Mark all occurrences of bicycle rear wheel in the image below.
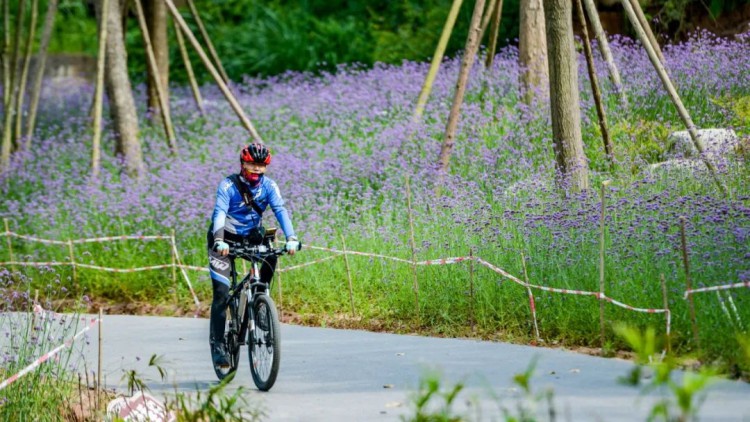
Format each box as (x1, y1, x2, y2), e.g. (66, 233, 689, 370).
(213, 302, 241, 381)
(248, 294, 281, 391)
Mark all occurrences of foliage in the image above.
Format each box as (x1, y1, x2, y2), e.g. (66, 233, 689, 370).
(1, 31, 750, 374)
(615, 324, 717, 422)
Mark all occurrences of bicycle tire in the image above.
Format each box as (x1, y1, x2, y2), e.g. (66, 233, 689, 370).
(213, 302, 241, 381)
(248, 294, 281, 391)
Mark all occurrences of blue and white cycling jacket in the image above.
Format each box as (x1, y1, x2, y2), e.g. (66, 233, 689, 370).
(211, 174, 296, 241)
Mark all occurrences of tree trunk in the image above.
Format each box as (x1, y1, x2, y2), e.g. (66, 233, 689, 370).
(15, 0, 39, 144)
(1, 0, 25, 170)
(98, 0, 143, 177)
(24, 0, 56, 146)
(2, 0, 10, 108)
(437, 0, 486, 174)
(0, 0, 11, 108)
(519, 0, 548, 105)
(144, 0, 168, 116)
(544, 0, 589, 192)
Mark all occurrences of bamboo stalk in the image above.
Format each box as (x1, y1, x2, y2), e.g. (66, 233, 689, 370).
(484, 0, 503, 68)
(581, 0, 628, 109)
(437, 0, 486, 174)
(412, 0, 464, 124)
(185, 0, 229, 84)
(92, 0, 109, 178)
(598, 180, 611, 350)
(575, 0, 613, 165)
(627, 0, 664, 64)
(620, 0, 728, 198)
(405, 176, 420, 323)
(15, 0, 38, 144)
(341, 235, 356, 317)
(164, 0, 262, 141)
(24, 0, 57, 146)
(134, 0, 177, 154)
(660, 274, 670, 354)
(172, 16, 204, 115)
(679, 216, 700, 349)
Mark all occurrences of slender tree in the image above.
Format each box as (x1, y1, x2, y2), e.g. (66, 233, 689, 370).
(575, 0, 612, 164)
(186, 0, 229, 84)
(519, 0, 548, 104)
(144, 0, 168, 117)
(92, 0, 109, 178)
(97, 0, 144, 177)
(1, 0, 25, 170)
(437, 0, 486, 174)
(134, 0, 176, 152)
(24, 0, 57, 146)
(412, 0, 464, 124)
(581, 0, 628, 109)
(173, 17, 203, 115)
(15, 0, 38, 144)
(484, 0, 503, 68)
(2, 0, 10, 108)
(544, 0, 589, 192)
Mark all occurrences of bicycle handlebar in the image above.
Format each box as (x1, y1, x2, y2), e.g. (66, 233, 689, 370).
(229, 242, 302, 261)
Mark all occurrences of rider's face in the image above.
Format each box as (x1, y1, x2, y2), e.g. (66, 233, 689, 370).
(242, 162, 267, 175)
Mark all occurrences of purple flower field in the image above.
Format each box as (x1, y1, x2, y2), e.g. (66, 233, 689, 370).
(1, 31, 749, 362)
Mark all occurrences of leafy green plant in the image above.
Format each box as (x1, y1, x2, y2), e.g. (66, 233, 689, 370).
(615, 324, 717, 422)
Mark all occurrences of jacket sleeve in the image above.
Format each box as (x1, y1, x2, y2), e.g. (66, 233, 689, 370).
(266, 180, 296, 239)
(211, 178, 232, 241)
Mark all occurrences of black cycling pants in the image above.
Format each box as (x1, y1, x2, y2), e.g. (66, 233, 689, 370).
(207, 229, 277, 344)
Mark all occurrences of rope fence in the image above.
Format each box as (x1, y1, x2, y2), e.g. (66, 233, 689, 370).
(2, 220, 748, 354)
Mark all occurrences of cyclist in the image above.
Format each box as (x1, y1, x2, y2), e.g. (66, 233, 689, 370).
(208, 142, 299, 368)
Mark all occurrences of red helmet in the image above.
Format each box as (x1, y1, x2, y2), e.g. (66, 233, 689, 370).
(240, 143, 271, 165)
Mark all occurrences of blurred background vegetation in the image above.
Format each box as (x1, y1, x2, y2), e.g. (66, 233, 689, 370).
(46, 0, 749, 82)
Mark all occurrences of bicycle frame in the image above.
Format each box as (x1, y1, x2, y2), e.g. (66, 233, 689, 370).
(225, 253, 268, 347)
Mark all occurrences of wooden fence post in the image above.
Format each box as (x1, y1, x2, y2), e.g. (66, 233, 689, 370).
(599, 181, 611, 350)
(521, 252, 540, 343)
(341, 235, 356, 317)
(469, 247, 475, 329)
(171, 230, 178, 306)
(67, 239, 78, 289)
(3, 219, 15, 271)
(679, 216, 700, 350)
(405, 176, 420, 323)
(660, 274, 671, 354)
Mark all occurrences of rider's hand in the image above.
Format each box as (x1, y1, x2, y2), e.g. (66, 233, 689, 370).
(213, 240, 229, 256)
(285, 237, 299, 256)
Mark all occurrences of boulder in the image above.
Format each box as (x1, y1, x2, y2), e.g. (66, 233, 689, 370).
(667, 128, 738, 160)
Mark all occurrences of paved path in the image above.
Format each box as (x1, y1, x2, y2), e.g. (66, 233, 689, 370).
(80, 315, 750, 421)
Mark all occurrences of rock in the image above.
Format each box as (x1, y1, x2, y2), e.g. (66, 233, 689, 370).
(647, 158, 708, 178)
(667, 128, 739, 160)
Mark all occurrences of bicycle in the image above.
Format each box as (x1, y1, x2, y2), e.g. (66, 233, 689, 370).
(212, 227, 300, 391)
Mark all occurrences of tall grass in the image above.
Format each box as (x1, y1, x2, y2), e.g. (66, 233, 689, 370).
(1, 31, 749, 373)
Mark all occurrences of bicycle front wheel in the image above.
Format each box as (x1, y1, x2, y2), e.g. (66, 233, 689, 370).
(247, 294, 281, 391)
